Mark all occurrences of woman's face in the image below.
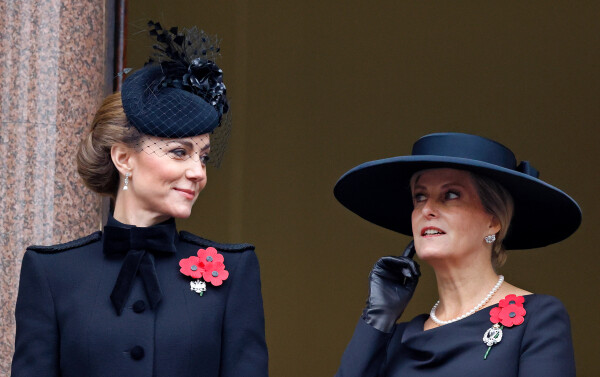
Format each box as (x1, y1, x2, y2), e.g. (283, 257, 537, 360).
(123, 133, 210, 222)
(410, 168, 499, 264)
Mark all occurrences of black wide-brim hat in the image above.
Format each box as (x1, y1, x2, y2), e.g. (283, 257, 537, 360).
(334, 133, 581, 250)
(121, 65, 220, 138)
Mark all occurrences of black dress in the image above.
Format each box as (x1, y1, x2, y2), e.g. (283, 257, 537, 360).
(12, 215, 268, 377)
(336, 294, 575, 377)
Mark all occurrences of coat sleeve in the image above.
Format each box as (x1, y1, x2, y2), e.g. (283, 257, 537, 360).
(335, 318, 393, 377)
(11, 250, 61, 376)
(219, 249, 269, 377)
(518, 296, 576, 377)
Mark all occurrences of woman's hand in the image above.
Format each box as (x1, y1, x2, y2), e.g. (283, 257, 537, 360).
(362, 241, 421, 333)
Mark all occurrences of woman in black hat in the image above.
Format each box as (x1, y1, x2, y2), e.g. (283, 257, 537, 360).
(12, 23, 268, 377)
(334, 133, 580, 377)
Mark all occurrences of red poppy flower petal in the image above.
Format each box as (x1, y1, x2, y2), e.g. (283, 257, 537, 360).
(180, 257, 194, 268)
(512, 315, 525, 326)
(196, 248, 211, 258)
(489, 307, 502, 323)
(504, 304, 525, 318)
(185, 256, 201, 265)
(500, 294, 515, 307)
(191, 269, 205, 279)
(197, 248, 225, 265)
(219, 269, 229, 281)
(501, 294, 526, 308)
(179, 267, 192, 277)
(179, 256, 205, 279)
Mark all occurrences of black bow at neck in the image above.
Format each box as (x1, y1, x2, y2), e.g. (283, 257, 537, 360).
(103, 215, 178, 315)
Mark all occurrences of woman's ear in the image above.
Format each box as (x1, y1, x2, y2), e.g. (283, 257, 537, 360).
(489, 215, 502, 235)
(111, 143, 134, 176)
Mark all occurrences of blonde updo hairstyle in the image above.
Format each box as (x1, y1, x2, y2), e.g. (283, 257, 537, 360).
(409, 170, 514, 270)
(77, 93, 142, 198)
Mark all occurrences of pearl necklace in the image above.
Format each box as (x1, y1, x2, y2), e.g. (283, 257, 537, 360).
(430, 275, 504, 326)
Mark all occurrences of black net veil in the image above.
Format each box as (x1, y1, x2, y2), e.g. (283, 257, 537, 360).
(122, 21, 232, 167)
(129, 113, 232, 168)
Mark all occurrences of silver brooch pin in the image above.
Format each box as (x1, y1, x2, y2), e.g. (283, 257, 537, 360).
(190, 280, 207, 296)
(483, 323, 503, 359)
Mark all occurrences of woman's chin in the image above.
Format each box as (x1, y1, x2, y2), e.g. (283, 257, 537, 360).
(171, 211, 192, 219)
(165, 206, 193, 219)
(415, 248, 451, 263)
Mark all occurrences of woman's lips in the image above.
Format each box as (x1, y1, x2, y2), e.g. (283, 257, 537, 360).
(174, 188, 196, 200)
(421, 226, 446, 237)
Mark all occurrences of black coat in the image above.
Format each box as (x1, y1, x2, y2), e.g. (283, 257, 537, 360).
(335, 294, 575, 377)
(12, 216, 268, 377)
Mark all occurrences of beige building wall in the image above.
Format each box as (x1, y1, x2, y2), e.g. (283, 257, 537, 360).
(0, 0, 112, 374)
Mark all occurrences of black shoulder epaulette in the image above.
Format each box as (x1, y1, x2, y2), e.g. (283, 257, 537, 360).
(27, 231, 102, 254)
(179, 231, 255, 252)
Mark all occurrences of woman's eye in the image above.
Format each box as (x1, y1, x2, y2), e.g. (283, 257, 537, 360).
(445, 190, 460, 200)
(200, 155, 211, 164)
(413, 193, 426, 202)
(170, 148, 187, 158)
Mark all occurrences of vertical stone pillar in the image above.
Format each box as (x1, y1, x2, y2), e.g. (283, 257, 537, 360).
(0, 0, 110, 372)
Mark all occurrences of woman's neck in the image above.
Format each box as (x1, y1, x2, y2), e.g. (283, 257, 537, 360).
(112, 198, 169, 227)
(431, 261, 500, 321)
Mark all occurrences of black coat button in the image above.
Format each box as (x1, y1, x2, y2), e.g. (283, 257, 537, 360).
(130, 346, 145, 360)
(132, 300, 146, 313)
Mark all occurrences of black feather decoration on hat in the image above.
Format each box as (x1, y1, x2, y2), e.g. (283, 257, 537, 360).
(147, 20, 229, 117)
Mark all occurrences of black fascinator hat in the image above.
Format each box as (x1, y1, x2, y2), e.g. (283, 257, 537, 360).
(334, 133, 581, 250)
(121, 21, 230, 163)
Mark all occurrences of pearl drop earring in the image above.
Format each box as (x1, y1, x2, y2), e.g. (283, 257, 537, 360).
(123, 172, 131, 191)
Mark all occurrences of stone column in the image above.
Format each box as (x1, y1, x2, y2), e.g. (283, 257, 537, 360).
(0, 0, 111, 372)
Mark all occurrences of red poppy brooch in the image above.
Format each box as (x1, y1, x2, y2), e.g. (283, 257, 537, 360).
(179, 247, 229, 296)
(483, 294, 526, 359)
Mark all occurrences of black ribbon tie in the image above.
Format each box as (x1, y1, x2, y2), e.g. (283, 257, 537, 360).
(103, 220, 177, 315)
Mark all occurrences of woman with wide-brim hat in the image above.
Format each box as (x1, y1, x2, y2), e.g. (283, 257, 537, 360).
(334, 133, 580, 377)
(12, 22, 268, 377)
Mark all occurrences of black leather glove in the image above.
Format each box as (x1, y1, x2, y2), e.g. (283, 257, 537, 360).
(362, 241, 421, 333)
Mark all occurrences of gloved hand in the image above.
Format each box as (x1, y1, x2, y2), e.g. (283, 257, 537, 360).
(362, 241, 421, 333)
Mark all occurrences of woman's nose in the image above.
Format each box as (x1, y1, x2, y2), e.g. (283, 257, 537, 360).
(421, 199, 438, 218)
(185, 160, 206, 180)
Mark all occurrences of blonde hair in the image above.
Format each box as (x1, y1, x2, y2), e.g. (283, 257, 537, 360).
(76, 93, 142, 198)
(469, 172, 514, 269)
